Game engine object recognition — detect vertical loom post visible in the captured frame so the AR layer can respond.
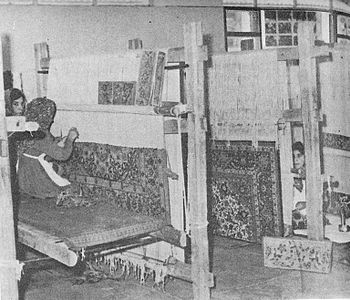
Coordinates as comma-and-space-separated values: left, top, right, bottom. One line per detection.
278, 119, 294, 230
184, 22, 212, 299
0, 47, 19, 298
298, 22, 324, 241
34, 42, 49, 98
278, 58, 294, 231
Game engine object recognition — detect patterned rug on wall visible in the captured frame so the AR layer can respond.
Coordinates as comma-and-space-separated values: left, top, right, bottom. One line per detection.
209, 140, 283, 243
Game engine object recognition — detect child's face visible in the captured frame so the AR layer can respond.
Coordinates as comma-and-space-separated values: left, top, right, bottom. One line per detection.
12, 97, 24, 116
293, 150, 305, 170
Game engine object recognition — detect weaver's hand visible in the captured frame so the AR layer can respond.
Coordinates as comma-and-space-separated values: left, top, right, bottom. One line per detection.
67, 127, 79, 141
293, 178, 303, 192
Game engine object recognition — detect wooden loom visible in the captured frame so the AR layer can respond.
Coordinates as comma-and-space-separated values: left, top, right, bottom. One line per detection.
207, 21, 348, 272
264, 22, 350, 272
0, 22, 213, 300
264, 22, 332, 273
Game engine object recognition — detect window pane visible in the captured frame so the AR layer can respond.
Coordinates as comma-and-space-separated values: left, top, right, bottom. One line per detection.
227, 36, 261, 52
293, 11, 306, 21
293, 36, 298, 46
278, 22, 291, 34
265, 22, 276, 34
266, 35, 277, 47
337, 15, 347, 35
227, 37, 240, 51
338, 37, 350, 45
307, 12, 316, 21
279, 35, 293, 46
226, 10, 260, 32
265, 10, 276, 21
278, 10, 291, 21
263, 9, 324, 48
293, 22, 298, 33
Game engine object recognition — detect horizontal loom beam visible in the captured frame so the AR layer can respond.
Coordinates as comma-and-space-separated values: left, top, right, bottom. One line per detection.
17, 222, 78, 267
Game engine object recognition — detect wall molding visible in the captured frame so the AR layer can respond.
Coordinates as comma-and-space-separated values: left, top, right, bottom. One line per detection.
224, 0, 350, 14
0, 0, 347, 8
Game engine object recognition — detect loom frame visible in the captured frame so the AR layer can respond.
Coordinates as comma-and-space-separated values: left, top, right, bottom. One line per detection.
0, 22, 213, 300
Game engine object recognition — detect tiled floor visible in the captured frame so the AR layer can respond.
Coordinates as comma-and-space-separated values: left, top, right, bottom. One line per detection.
20, 236, 350, 300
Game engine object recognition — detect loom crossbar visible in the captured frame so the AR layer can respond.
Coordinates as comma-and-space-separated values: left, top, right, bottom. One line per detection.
17, 222, 78, 267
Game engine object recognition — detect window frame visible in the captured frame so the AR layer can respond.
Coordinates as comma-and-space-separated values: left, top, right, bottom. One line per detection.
224, 7, 329, 52
224, 7, 262, 52
263, 9, 317, 48
335, 11, 350, 41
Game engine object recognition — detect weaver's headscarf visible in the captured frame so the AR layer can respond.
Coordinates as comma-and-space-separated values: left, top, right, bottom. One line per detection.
25, 97, 56, 130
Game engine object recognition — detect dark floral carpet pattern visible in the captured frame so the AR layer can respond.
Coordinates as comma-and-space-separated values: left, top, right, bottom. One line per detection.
98, 81, 136, 105
135, 51, 156, 106
323, 132, 350, 152
96, 51, 165, 107
151, 51, 166, 106
263, 236, 332, 273
209, 140, 283, 243
58, 142, 169, 220
135, 50, 166, 106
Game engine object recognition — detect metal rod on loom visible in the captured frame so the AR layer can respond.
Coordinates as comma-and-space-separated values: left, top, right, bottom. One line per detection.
83, 236, 159, 257
164, 64, 189, 71
153, 102, 190, 117
57, 104, 157, 116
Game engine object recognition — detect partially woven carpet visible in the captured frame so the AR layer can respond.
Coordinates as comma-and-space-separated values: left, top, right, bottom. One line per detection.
209, 141, 283, 243
58, 142, 170, 220
18, 194, 166, 250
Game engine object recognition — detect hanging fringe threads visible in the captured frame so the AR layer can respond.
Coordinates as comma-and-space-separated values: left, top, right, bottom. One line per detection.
74, 252, 173, 291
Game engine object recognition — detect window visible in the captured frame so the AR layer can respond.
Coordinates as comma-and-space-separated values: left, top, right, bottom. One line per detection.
225, 9, 261, 52
224, 8, 327, 52
263, 10, 316, 48
336, 13, 350, 45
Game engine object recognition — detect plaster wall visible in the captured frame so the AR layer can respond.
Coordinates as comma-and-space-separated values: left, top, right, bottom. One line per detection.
0, 5, 224, 100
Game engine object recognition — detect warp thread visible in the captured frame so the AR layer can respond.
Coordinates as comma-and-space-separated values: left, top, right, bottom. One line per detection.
80, 252, 171, 290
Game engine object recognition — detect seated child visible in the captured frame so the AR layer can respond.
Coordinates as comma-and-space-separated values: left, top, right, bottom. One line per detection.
291, 141, 330, 230
17, 97, 90, 207
291, 141, 307, 229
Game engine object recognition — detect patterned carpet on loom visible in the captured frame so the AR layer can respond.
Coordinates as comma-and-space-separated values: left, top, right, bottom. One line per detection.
17, 142, 170, 250
209, 140, 283, 243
